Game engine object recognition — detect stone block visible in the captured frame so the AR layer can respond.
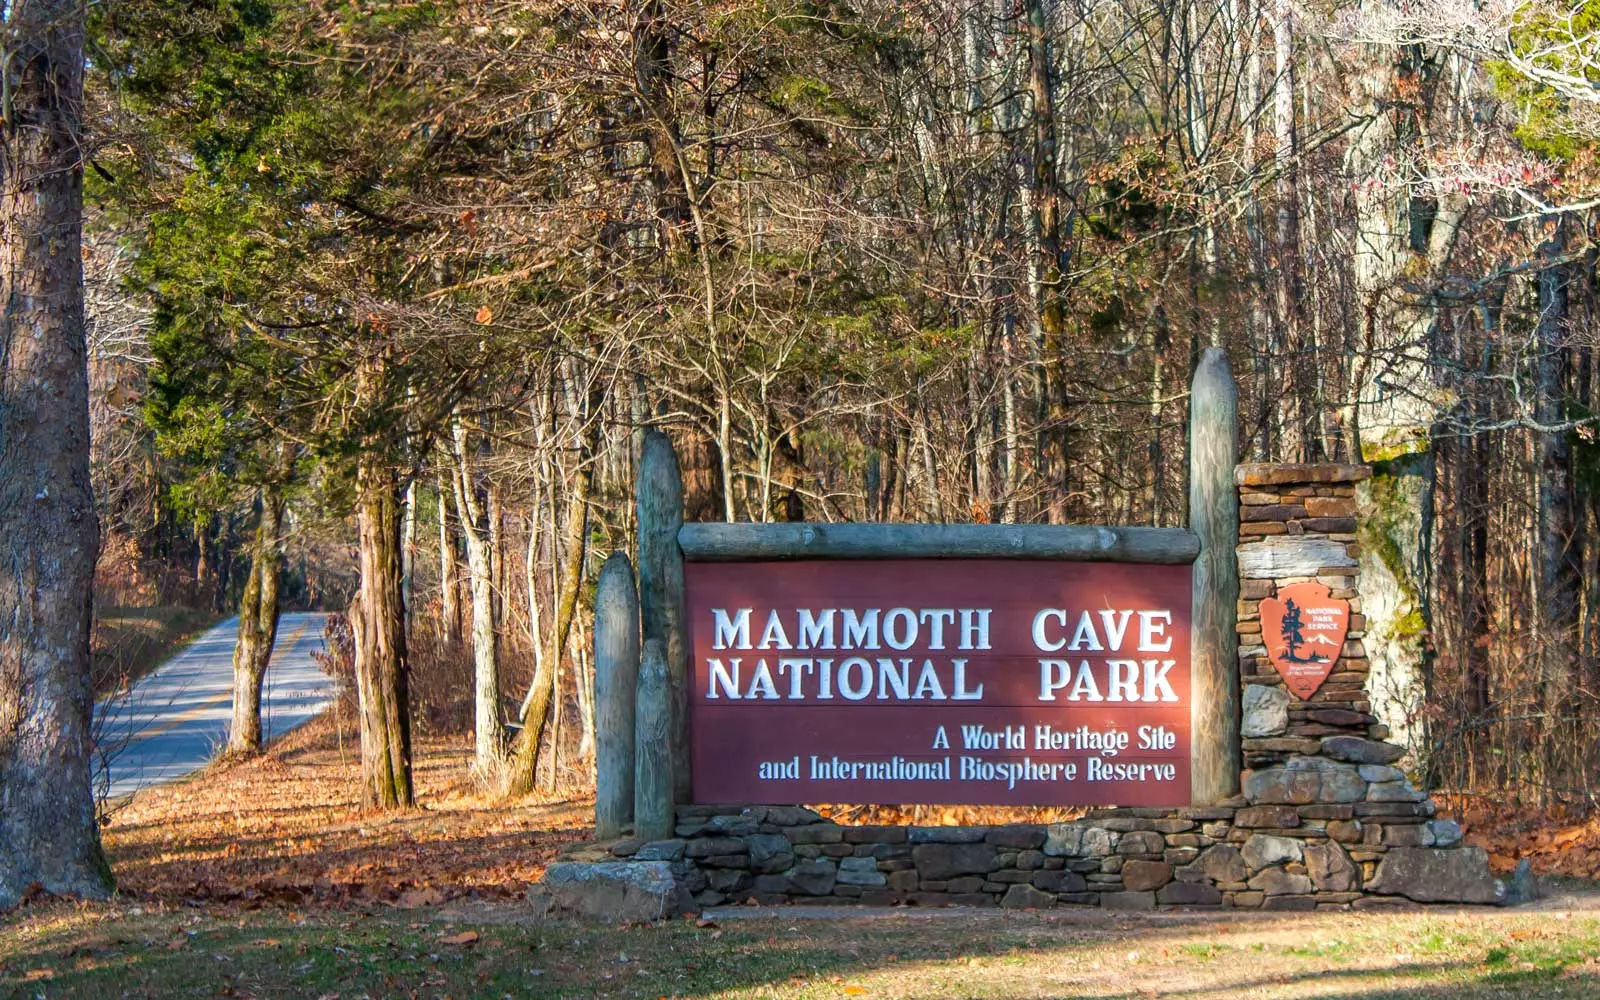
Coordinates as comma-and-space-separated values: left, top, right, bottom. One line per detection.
1320, 736, 1405, 765
1234, 463, 1371, 486
1305, 497, 1356, 517
1247, 868, 1313, 895
1044, 823, 1116, 857
1236, 805, 1300, 828
843, 825, 907, 844
685, 837, 747, 859
1263, 894, 1318, 910
945, 876, 987, 893
1427, 819, 1462, 848
786, 826, 843, 845
1117, 831, 1165, 855
986, 824, 1047, 849
909, 826, 988, 844
887, 870, 919, 892
543, 861, 696, 922
744, 834, 793, 873
633, 839, 686, 862
1000, 884, 1057, 909
706, 868, 748, 893
914, 843, 1000, 881
1238, 538, 1356, 579
1244, 757, 1366, 805
836, 868, 888, 887
1358, 765, 1405, 783
1242, 835, 1303, 870
1100, 891, 1156, 910
1188, 844, 1249, 884
1120, 860, 1173, 891
1017, 850, 1045, 870
1305, 842, 1359, 891
1242, 684, 1291, 738
1158, 882, 1223, 905
762, 806, 824, 826
1368, 847, 1507, 904
1031, 870, 1088, 893
1327, 820, 1362, 843
707, 814, 760, 836
1367, 780, 1427, 803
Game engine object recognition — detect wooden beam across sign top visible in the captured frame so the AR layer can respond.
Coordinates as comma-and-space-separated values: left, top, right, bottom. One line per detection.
677, 522, 1200, 564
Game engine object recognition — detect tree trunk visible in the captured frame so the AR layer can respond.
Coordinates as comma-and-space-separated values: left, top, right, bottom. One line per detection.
354, 454, 414, 809
227, 485, 285, 754
1535, 234, 1580, 762
0, 0, 114, 905
437, 470, 460, 644
451, 418, 506, 772
507, 397, 600, 797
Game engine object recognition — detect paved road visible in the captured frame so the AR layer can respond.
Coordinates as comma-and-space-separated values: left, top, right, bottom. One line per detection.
94, 611, 335, 799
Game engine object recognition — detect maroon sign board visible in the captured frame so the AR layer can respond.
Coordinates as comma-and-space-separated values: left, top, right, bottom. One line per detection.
687, 560, 1192, 807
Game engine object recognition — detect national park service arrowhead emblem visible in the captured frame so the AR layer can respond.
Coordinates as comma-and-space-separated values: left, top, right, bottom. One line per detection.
1259, 582, 1349, 700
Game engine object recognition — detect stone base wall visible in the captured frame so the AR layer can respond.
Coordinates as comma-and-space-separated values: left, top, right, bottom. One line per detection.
551, 462, 1510, 914
559, 795, 1500, 911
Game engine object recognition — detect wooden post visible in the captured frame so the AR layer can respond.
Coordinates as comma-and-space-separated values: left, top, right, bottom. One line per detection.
1189, 346, 1241, 803
635, 638, 675, 842
593, 552, 640, 840
637, 429, 691, 801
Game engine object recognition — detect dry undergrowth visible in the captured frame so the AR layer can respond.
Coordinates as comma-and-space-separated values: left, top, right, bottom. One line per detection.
102, 708, 590, 908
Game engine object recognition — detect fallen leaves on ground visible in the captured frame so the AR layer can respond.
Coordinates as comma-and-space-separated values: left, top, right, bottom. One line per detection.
1449, 794, 1600, 879
103, 708, 590, 908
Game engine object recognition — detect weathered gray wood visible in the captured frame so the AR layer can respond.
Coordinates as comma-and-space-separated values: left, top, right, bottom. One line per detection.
637, 430, 691, 802
634, 639, 675, 842
678, 522, 1200, 563
1188, 346, 1242, 805
593, 553, 640, 840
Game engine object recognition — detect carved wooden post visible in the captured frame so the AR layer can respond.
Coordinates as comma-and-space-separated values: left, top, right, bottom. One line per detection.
593, 553, 640, 840
1189, 346, 1241, 803
637, 429, 691, 801
635, 638, 674, 841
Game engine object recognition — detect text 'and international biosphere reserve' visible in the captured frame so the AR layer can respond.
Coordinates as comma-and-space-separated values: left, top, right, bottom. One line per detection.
686, 560, 1193, 806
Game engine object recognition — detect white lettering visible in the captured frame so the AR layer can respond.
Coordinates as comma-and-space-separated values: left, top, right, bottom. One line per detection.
919, 609, 956, 649
1107, 660, 1139, 702
842, 609, 881, 650
1143, 659, 1179, 701
952, 659, 984, 700
883, 608, 917, 650
838, 657, 872, 700
708, 657, 742, 699
758, 610, 792, 650
1099, 609, 1134, 650
1068, 610, 1103, 651
1038, 658, 1070, 700
797, 609, 835, 650
1032, 609, 1068, 652
959, 609, 992, 650
713, 608, 751, 650
1138, 610, 1173, 651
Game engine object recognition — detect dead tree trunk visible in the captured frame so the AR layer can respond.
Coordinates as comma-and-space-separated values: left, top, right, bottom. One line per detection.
227, 485, 286, 754
0, 0, 115, 905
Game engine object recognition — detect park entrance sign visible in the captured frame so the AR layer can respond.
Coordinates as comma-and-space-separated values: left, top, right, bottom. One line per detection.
549, 347, 1513, 916
686, 558, 1193, 806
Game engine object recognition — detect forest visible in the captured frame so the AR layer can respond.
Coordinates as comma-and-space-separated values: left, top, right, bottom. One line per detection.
53, 0, 1600, 828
